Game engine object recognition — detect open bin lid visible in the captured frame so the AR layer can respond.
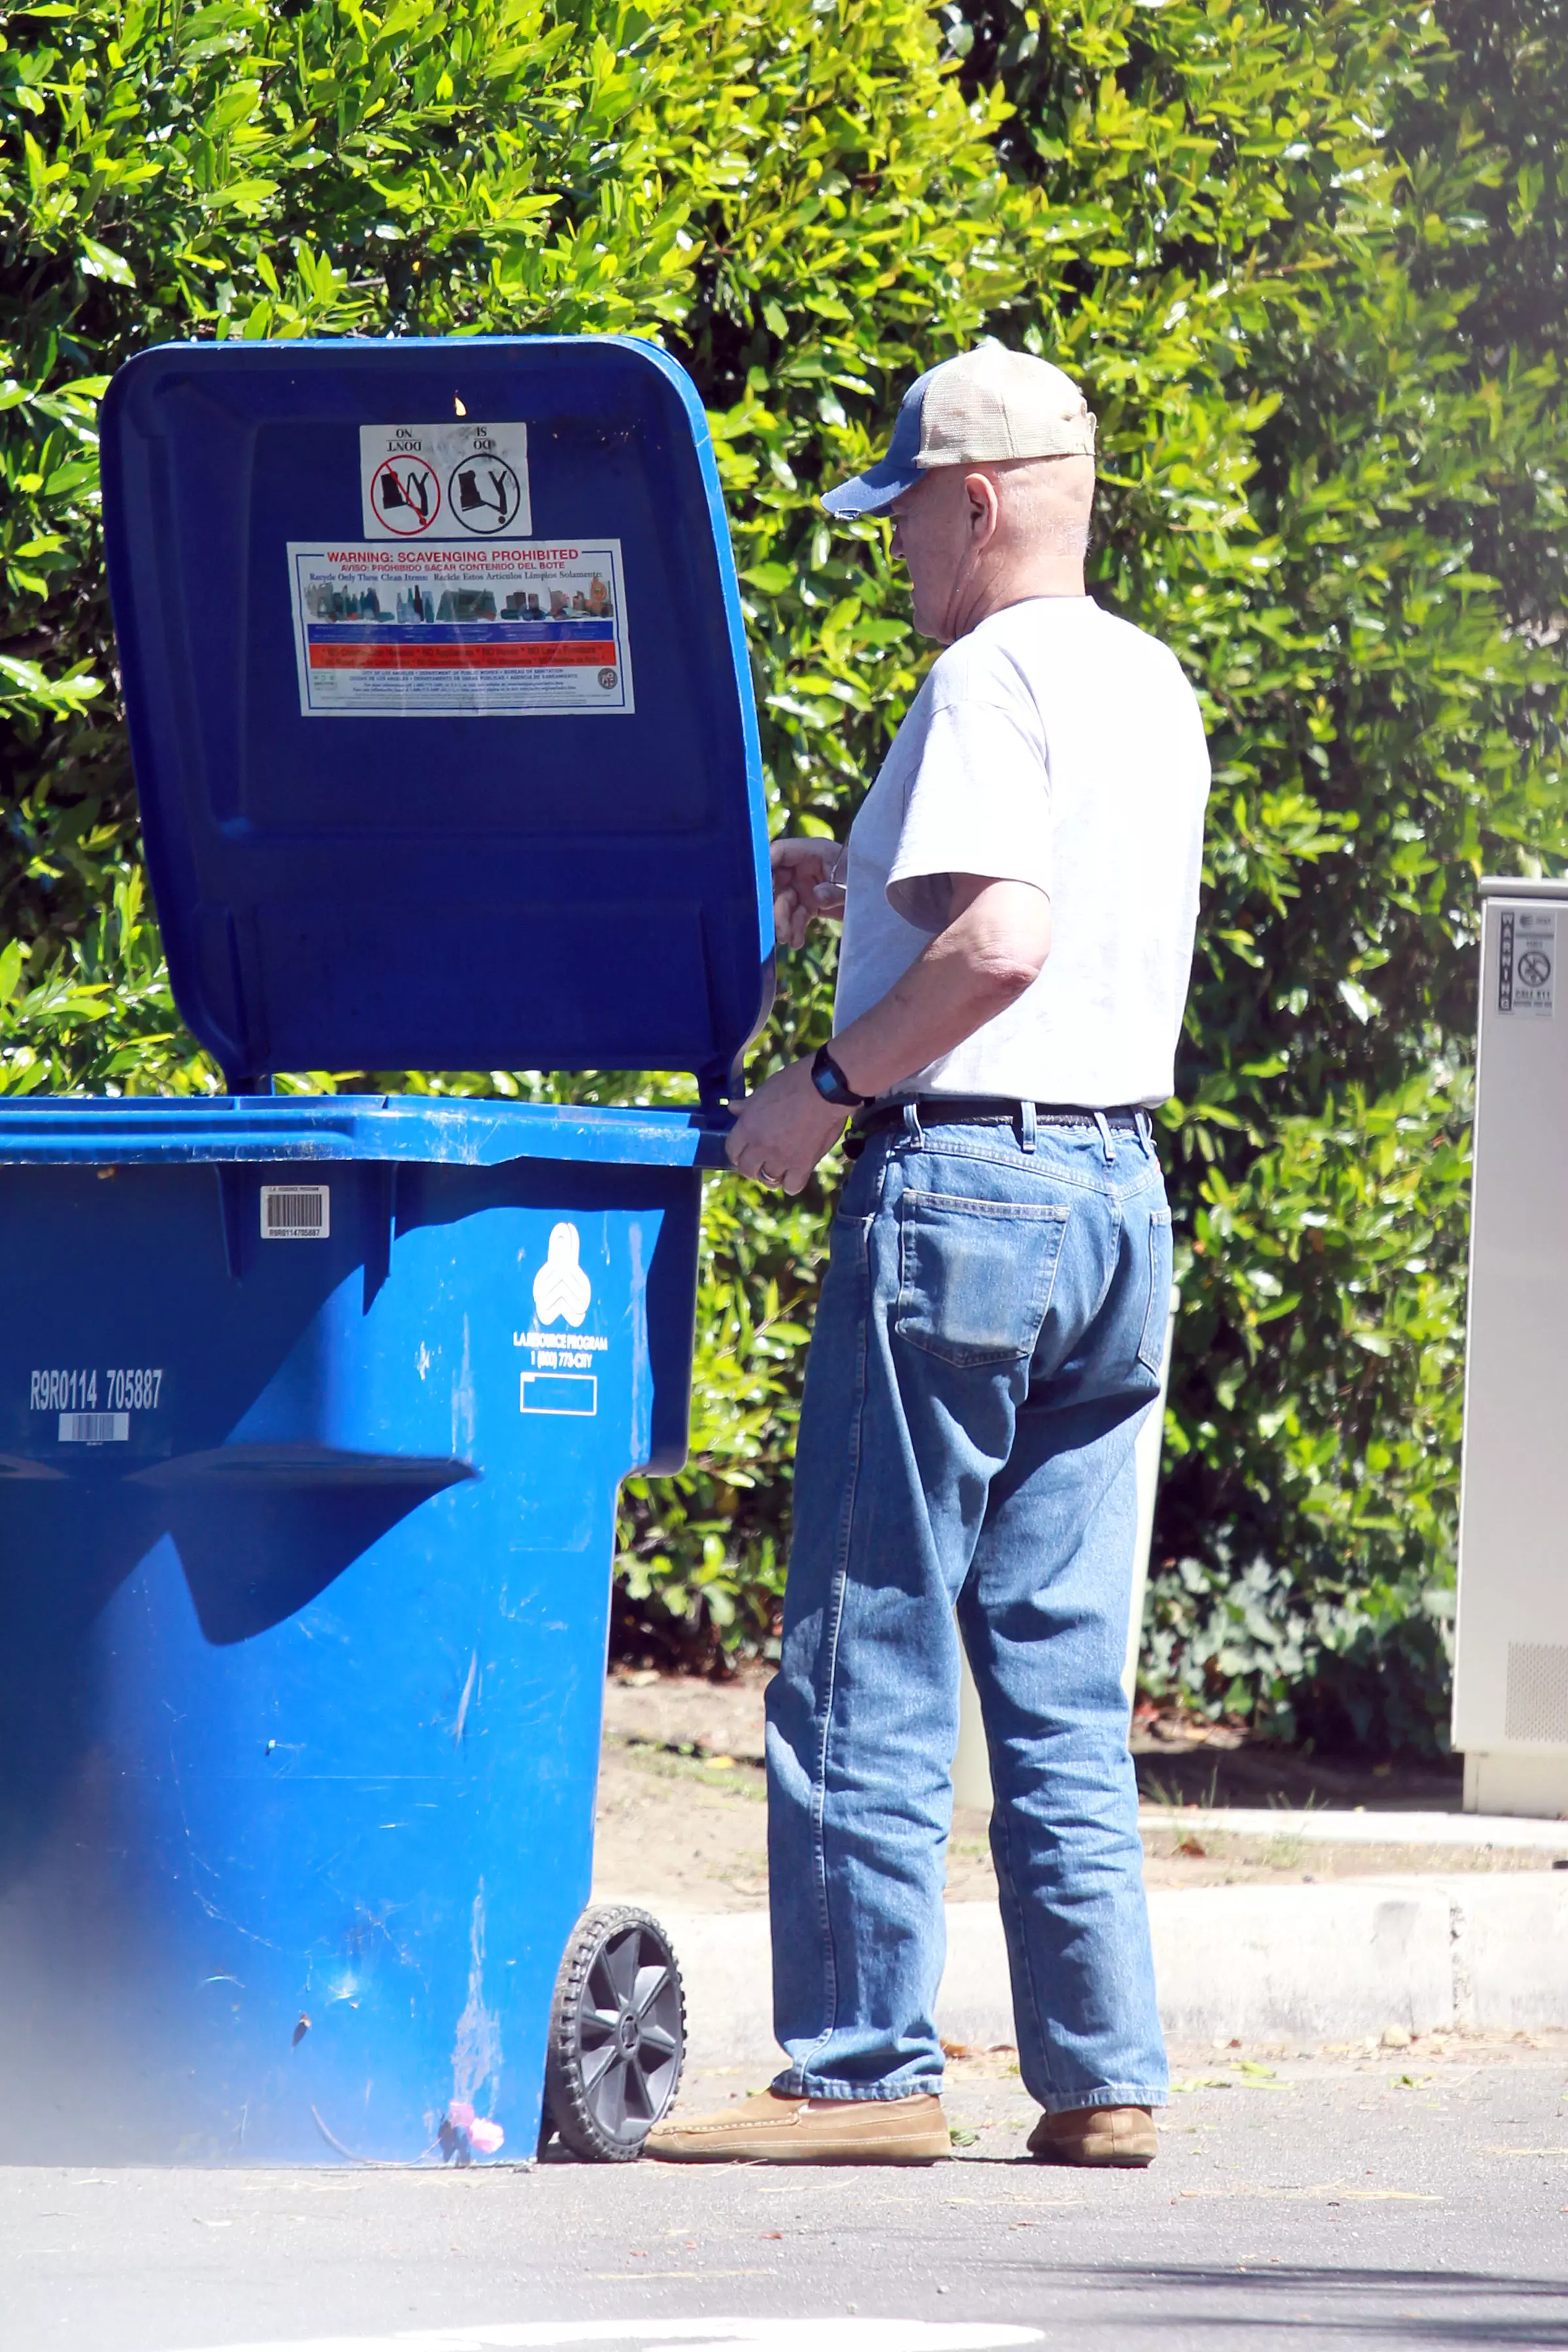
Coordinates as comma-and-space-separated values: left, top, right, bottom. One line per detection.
101, 336, 773, 1104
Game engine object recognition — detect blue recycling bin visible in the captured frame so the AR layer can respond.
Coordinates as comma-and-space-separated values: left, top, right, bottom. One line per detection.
0, 337, 772, 2166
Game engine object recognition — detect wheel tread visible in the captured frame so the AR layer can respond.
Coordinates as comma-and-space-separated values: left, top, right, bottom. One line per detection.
544, 1903, 685, 2163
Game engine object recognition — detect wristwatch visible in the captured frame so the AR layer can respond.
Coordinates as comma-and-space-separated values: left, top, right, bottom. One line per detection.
809, 1042, 870, 1110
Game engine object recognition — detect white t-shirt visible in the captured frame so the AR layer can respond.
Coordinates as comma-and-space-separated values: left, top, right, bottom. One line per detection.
832, 596, 1209, 1109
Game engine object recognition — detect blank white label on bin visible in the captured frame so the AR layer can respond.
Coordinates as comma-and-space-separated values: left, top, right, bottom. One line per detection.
520, 1371, 598, 1418
260, 1183, 331, 1239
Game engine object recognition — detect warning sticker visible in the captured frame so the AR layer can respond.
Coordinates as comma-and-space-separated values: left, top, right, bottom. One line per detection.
360, 422, 531, 540
1498, 907, 1556, 1019
286, 541, 633, 718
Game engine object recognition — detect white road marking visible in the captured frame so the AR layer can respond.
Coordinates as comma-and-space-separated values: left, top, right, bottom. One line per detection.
171, 2320, 1045, 2352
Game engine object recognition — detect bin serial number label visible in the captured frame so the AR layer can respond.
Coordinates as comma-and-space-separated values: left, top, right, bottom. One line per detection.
30, 1367, 165, 1413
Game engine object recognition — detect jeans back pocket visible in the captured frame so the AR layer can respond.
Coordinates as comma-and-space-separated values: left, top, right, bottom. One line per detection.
894, 1187, 1071, 1368
1137, 1204, 1174, 1375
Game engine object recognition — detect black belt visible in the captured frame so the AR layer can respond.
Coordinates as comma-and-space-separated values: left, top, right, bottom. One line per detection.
846, 1098, 1145, 1155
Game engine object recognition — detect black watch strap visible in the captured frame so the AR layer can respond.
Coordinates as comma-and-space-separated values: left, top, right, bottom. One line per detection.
810, 1043, 870, 1109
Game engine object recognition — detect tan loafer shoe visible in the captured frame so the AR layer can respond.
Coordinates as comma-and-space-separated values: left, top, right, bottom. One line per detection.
1028, 2103, 1158, 2167
644, 2087, 951, 2164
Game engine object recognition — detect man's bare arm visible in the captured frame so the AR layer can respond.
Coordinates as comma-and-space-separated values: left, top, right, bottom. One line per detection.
725, 875, 1052, 1192
829, 874, 1051, 1100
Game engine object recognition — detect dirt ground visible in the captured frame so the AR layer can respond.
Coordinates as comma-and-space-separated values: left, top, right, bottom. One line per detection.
592, 1667, 1562, 1915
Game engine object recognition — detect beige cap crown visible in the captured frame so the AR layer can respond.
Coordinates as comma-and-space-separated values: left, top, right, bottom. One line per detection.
919, 344, 1096, 468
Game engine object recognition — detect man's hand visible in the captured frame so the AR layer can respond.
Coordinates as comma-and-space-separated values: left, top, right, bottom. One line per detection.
772, 837, 846, 950
725, 1055, 847, 1194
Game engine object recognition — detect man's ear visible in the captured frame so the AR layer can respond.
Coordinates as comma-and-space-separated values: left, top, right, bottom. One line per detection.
964, 469, 1002, 546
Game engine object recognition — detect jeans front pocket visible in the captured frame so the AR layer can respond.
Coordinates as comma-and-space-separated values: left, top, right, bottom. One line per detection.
894, 1187, 1071, 1368
1137, 1204, 1173, 1375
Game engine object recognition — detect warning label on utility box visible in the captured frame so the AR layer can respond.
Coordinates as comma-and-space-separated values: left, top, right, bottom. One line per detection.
1497, 907, 1556, 1019
286, 540, 632, 717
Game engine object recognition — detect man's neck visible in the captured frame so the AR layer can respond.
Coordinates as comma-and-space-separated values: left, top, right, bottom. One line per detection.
941, 563, 1087, 644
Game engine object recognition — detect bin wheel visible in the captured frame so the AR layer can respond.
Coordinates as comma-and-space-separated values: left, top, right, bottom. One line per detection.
542, 1903, 685, 2162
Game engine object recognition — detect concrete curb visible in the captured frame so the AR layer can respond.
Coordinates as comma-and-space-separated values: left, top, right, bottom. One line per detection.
659, 1875, 1568, 2072
1137, 1806, 1568, 1849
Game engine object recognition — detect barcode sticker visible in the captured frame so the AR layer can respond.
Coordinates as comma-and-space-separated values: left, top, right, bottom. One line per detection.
261, 1184, 331, 1239
59, 1412, 129, 1445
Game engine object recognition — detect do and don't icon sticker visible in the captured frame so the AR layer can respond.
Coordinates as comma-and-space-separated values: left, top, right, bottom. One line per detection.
361, 421, 532, 540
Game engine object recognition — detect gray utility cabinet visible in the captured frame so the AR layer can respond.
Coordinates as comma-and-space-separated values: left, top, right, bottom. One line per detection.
1454, 877, 1568, 1815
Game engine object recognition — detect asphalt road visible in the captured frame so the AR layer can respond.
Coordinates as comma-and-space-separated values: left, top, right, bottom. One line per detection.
5, 2037, 1568, 2352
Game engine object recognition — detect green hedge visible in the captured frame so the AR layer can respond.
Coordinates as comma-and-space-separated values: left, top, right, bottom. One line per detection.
3, 0, 1564, 1746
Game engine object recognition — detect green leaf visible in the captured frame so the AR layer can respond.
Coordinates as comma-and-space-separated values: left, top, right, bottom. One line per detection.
78, 238, 136, 287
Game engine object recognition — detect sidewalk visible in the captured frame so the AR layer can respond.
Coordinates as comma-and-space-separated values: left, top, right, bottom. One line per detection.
653, 1875, 1568, 2070
595, 1671, 1568, 2066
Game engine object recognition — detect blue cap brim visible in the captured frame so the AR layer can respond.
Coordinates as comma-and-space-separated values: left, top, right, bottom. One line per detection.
820, 459, 922, 519
820, 363, 938, 517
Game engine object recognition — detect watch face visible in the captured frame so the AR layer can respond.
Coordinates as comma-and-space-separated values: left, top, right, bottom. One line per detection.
814, 1051, 860, 1107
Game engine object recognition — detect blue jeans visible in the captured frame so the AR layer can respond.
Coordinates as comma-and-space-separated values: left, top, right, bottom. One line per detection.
766, 1107, 1170, 2114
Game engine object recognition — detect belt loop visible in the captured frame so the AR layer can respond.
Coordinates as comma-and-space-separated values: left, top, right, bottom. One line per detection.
1094, 1110, 1115, 1165
902, 1100, 923, 1149
1018, 1098, 1037, 1154
1138, 1108, 1154, 1158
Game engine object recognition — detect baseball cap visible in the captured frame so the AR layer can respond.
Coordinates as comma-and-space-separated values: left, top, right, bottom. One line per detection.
821, 344, 1096, 519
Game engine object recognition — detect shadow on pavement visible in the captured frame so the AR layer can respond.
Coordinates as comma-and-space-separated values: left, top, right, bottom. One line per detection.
1002, 2263, 1568, 2343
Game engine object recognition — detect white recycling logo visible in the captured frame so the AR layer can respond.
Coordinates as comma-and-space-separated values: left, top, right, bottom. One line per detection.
532, 1222, 592, 1329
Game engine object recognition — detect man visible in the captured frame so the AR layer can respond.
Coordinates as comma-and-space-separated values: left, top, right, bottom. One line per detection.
647, 345, 1210, 2167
